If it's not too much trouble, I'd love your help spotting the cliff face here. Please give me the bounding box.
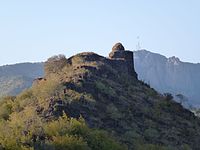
[134,50,200,107]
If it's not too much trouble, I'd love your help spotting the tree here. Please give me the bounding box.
[176,94,188,105]
[44,54,67,76]
[163,93,173,101]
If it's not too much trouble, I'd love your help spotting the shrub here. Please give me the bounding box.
[0,111,125,150]
[144,128,159,141]
[0,96,15,120]
[32,76,63,101]
[44,54,67,76]
[136,143,171,150]
[95,81,116,96]
[106,103,122,119]
[163,93,173,101]
[47,135,89,150]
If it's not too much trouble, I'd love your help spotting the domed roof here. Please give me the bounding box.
[112,43,125,51]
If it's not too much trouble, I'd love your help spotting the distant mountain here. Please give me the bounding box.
[134,50,200,107]
[0,63,44,97]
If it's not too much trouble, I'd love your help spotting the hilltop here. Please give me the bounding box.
[0,43,200,149]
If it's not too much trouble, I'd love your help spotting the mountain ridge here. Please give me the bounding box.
[0,62,44,97]
[134,49,200,106]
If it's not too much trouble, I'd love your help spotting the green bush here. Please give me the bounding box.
[47,135,89,150]
[136,143,171,150]
[144,128,159,140]
[95,81,116,96]
[106,103,122,119]
[44,54,67,76]
[0,96,15,120]
[32,76,63,101]
[0,111,125,150]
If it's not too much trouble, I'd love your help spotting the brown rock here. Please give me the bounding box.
[112,43,125,51]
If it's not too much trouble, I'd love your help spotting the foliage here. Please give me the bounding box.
[163,93,173,101]
[0,111,125,150]
[175,94,188,105]
[95,81,116,96]
[0,96,15,120]
[44,54,67,76]
[32,76,63,101]
[106,103,122,119]
[135,143,172,150]
[144,128,159,141]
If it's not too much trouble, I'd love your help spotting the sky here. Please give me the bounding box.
[0,0,200,65]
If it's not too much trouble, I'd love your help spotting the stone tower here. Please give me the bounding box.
[109,43,136,77]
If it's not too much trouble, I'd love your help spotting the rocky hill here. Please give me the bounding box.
[1,49,200,110]
[0,63,44,97]
[134,50,200,107]
[0,44,200,149]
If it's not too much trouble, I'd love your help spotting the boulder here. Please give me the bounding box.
[112,42,125,51]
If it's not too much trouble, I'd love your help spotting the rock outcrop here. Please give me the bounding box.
[111,42,125,51]
[109,43,137,77]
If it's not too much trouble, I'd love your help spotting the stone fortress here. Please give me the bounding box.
[33,42,137,86]
[109,42,137,78]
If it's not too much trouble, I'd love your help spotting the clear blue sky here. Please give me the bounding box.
[0,0,200,65]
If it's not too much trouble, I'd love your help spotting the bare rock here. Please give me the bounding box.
[112,42,125,52]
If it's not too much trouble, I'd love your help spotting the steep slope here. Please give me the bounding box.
[134,50,200,106]
[1,44,200,149]
[0,63,44,97]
